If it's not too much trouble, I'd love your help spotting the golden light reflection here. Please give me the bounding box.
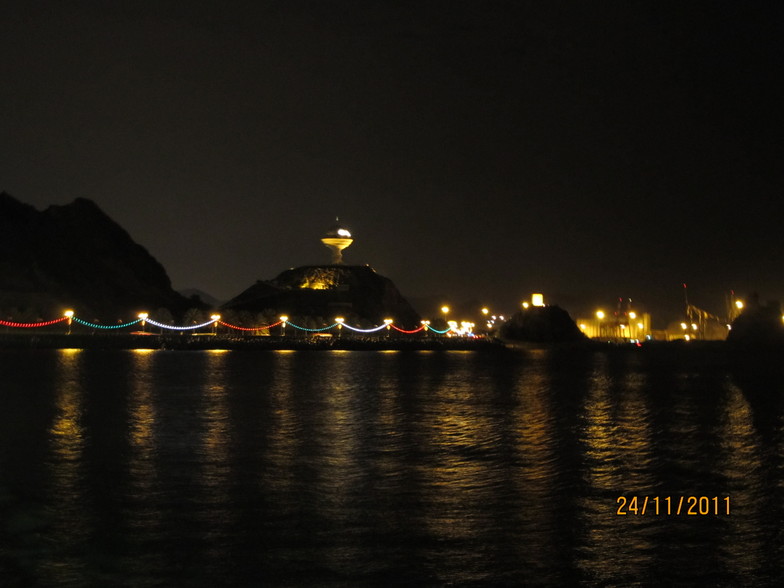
[577,354,653,583]
[195,351,233,567]
[419,361,502,576]
[264,351,297,496]
[44,349,91,585]
[511,350,558,573]
[717,381,765,577]
[126,348,162,554]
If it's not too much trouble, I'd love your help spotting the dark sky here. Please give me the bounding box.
[2,1,782,324]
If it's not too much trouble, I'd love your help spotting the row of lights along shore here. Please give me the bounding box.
[44,310,478,337]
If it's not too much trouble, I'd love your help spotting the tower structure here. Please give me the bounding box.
[321,219,353,264]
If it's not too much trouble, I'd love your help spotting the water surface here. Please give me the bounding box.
[1,347,782,586]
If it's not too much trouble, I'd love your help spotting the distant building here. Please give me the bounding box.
[576,310,652,341]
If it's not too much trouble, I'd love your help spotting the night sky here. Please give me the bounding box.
[2,1,782,325]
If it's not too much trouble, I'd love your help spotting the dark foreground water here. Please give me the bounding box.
[1,346,783,586]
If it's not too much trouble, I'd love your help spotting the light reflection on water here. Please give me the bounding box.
[0,347,783,586]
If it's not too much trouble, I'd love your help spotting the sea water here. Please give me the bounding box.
[1,346,782,586]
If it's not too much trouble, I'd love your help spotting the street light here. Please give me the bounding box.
[138,312,148,333]
[210,314,221,336]
[595,310,605,338]
[64,309,74,335]
[384,318,393,338]
[280,315,289,337]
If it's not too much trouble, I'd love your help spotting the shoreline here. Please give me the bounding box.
[0,332,505,351]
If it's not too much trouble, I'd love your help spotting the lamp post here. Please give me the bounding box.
[280,315,288,337]
[64,310,74,335]
[335,317,344,338]
[210,314,221,336]
[138,312,148,333]
[384,318,393,338]
[421,319,430,337]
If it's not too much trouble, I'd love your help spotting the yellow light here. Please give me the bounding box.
[522,302,530,309]
[481,307,489,315]
[735,300,744,310]
[335,317,344,324]
[421,319,430,325]
[691,323,698,330]
[596,310,605,319]
[680,322,688,330]
[138,312,149,320]
[579,323,587,330]
[531,293,544,307]
[637,322,644,329]
[620,324,626,330]
[628,311,637,319]
[383,318,393,325]
[280,315,289,323]
[685,334,691,341]
[441,306,450,314]
[210,314,221,321]
[64,310,74,318]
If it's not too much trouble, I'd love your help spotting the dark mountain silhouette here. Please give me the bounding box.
[222,265,421,328]
[0,192,191,320]
[499,305,587,343]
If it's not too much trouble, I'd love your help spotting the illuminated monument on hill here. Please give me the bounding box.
[321,219,353,264]
[222,219,420,326]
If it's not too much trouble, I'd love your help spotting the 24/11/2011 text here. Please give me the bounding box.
[616,496,730,516]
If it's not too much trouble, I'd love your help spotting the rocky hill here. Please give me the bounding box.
[499,305,587,343]
[0,192,190,320]
[222,265,421,328]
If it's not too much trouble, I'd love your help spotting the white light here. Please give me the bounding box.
[531,293,544,307]
[337,228,351,237]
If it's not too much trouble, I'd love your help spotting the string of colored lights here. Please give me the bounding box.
[0,317,69,328]
[73,317,142,329]
[425,325,453,334]
[340,323,388,333]
[219,320,282,331]
[392,325,426,334]
[145,317,218,331]
[1,314,468,335]
[285,321,339,332]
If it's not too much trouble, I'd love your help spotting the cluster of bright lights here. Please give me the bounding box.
[0,311,476,336]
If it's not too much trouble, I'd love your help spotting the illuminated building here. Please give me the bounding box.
[577,308,652,341]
